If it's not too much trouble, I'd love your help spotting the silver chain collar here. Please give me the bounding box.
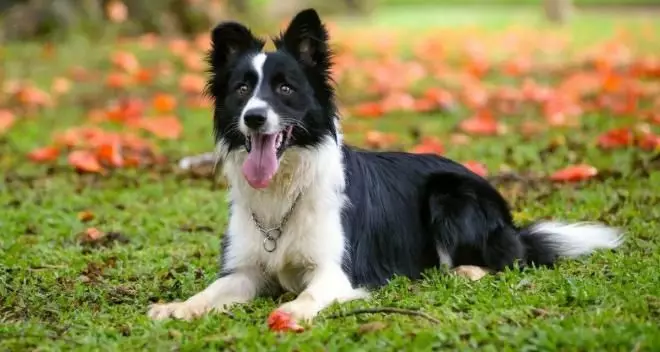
[251,192,302,253]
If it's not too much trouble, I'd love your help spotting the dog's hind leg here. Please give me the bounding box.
[148,267,264,321]
[425,172,525,279]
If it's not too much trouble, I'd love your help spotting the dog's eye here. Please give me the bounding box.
[277,84,293,95]
[236,84,250,96]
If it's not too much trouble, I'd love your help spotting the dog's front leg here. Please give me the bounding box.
[274,265,368,323]
[149,268,263,321]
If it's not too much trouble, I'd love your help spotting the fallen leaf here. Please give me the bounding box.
[462,161,488,177]
[550,164,598,182]
[82,227,105,242]
[51,77,71,95]
[78,211,95,222]
[111,51,139,73]
[28,146,60,162]
[597,128,634,149]
[365,130,397,149]
[267,310,305,333]
[179,74,206,94]
[106,0,128,23]
[152,93,177,113]
[139,116,183,140]
[97,141,124,167]
[353,102,384,118]
[638,133,660,151]
[459,110,504,135]
[0,109,16,134]
[410,136,444,155]
[68,150,104,173]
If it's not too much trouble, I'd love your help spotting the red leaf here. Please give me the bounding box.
[28,146,60,162]
[353,102,384,118]
[550,164,598,182]
[459,110,503,136]
[267,310,305,333]
[462,161,488,177]
[410,136,444,155]
[597,128,634,149]
[423,87,455,109]
[68,150,103,173]
[365,130,397,149]
[139,116,183,140]
[0,109,16,134]
[637,133,660,151]
[97,141,124,167]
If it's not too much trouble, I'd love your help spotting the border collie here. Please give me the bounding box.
[149,9,623,324]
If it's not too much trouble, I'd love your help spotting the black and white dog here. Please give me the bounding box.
[149,9,623,323]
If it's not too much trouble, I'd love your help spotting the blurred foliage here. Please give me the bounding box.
[381,0,660,5]
[0,0,375,43]
[1,0,657,42]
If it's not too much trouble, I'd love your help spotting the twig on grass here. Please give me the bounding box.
[324,307,441,324]
[27,264,68,271]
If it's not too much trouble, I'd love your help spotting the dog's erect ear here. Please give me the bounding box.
[209,22,264,70]
[280,8,329,67]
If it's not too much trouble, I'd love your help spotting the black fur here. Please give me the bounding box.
[339,148,560,288]
[209,9,616,290]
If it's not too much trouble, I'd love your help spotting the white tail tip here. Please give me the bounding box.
[530,221,624,258]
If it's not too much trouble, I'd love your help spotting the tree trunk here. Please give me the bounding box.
[544,0,572,24]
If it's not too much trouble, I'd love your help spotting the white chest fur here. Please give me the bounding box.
[219,136,348,293]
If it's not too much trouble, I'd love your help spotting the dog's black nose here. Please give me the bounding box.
[243,109,268,130]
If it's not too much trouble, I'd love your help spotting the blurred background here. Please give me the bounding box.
[0,0,658,174]
[2,0,659,43]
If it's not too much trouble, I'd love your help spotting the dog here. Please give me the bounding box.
[148,8,623,324]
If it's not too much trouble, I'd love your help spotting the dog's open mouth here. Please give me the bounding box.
[242,126,293,189]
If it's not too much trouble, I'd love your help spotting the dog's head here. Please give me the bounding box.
[206,9,338,189]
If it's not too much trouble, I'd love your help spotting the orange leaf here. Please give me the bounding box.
[68,150,103,173]
[77,211,95,222]
[111,51,139,73]
[459,110,503,136]
[106,0,127,23]
[179,74,206,94]
[550,164,598,182]
[139,116,183,140]
[152,93,177,114]
[80,227,105,242]
[267,310,305,333]
[462,161,488,177]
[0,109,16,134]
[410,136,444,155]
[133,68,154,85]
[106,72,130,89]
[365,130,397,149]
[97,141,124,167]
[28,146,60,162]
[412,98,436,113]
[51,77,71,95]
[423,87,455,109]
[353,102,383,118]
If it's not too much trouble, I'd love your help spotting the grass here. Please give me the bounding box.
[2,5,660,351]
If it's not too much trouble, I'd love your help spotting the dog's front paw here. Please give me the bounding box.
[274,294,320,324]
[453,265,491,281]
[148,299,210,321]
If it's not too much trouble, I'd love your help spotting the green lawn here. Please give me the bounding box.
[1,5,660,351]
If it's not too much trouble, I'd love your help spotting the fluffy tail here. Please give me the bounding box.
[520,221,624,266]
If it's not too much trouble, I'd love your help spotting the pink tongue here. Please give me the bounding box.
[242,134,279,189]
